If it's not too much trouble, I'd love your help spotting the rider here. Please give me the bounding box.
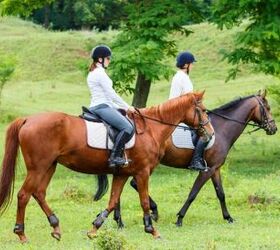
[169,51,210,171]
[87,45,135,167]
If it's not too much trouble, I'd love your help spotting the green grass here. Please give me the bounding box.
[0,16,280,249]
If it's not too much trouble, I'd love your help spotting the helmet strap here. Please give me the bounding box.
[101,58,105,68]
[186,64,190,75]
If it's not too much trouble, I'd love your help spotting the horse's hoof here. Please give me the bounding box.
[227,217,234,223]
[87,227,98,239]
[117,222,124,229]
[175,221,182,227]
[152,229,161,239]
[17,234,28,244]
[19,237,28,244]
[51,232,61,241]
[151,212,159,222]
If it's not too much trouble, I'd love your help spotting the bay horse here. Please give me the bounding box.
[0,91,214,242]
[95,90,277,228]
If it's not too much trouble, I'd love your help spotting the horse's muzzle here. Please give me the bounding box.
[265,121,277,135]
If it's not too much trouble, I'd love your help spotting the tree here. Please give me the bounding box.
[0,56,15,107]
[0,0,55,17]
[211,0,280,81]
[30,0,127,30]
[110,0,205,107]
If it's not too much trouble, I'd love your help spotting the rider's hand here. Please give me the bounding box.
[128,106,136,113]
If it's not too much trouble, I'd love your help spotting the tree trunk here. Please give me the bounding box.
[132,72,152,108]
[43,4,50,29]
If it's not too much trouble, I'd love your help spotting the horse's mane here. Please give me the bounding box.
[141,92,195,121]
[211,94,255,113]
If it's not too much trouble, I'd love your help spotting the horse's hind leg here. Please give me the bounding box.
[211,169,233,223]
[14,171,45,243]
[176,168,215,227]
[32,164,62,240]
[14,176,32,243]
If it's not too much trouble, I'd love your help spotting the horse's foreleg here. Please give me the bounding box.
[176,168,214,227]
[32,165,61,240]
[211,169,234,223]
[113,199,124,229]
[130,178,158,221]
[87,175,128,239]
[113,177,159,228]
[134,172,160,239]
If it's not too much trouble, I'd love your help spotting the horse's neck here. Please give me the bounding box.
[213,99,255,147]
[142,98,189,144]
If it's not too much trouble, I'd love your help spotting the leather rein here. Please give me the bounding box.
[206,95,274,134]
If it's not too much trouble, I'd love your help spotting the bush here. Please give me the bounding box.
[96,229,131,250]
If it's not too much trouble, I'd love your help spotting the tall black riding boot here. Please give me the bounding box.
[109,131,130,168]
[188,138,209,171]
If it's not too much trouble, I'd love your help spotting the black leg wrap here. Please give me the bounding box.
[48,214,59,227]
[93,209,109,229]
[143,214,154,233]
[14,223,24,234]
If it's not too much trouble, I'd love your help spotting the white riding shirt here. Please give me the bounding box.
[169,70,193,99]
[87,64,130,110]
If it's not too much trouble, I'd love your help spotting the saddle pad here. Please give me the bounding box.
[171,123,215,150]
[85,120,135,149]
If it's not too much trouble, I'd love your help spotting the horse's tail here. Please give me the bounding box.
[0,118,26,215]
[93,175,109,201]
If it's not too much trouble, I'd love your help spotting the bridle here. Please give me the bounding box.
[207,95,274,134]
[193,100,212,140]
[254,95,275,132]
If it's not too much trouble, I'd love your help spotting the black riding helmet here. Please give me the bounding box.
[91,45,112,61]
[176,51,196,68]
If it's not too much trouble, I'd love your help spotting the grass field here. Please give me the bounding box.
[0,16,280,249]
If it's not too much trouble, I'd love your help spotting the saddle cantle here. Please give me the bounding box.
[80,106,135,149]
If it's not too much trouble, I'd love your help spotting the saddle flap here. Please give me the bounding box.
[85,120,135,149]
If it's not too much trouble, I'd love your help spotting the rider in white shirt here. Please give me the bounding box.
[169,51,210,171]
[87,45,135,168]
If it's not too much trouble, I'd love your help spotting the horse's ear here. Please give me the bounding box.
[262,89,267,98]
[195,90,205,100]
[257,89,267,98]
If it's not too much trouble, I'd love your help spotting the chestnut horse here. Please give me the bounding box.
[0,92,214,242]
[95,90,277,228]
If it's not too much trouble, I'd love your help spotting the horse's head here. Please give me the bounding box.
[251,89,277,135]
[187,91,214,140]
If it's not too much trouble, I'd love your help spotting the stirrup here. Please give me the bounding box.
[109,151,132,168]
[109,157,125,168]
[188,159,209,172]
[109,157,131,168]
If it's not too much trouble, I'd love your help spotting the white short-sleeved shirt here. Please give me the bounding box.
[169,70,193,99]
[87,64,130,110]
